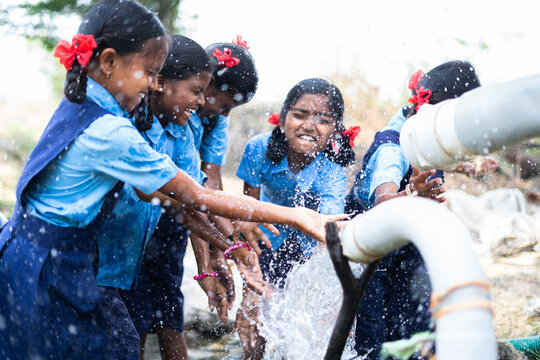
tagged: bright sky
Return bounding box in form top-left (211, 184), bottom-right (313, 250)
top-left (1, 0), bottom-right (539, 103)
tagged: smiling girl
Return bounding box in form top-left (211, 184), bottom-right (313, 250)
top-left (234, 78), bottom-right (359, 358)
top-left (0, 5), bottom-right (342, 358)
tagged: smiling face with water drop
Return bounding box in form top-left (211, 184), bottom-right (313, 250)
top-left (281, 93), bottom-right (337, 169)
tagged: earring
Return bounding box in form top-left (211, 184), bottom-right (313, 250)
top-left (157, 84), bottom-right (165, 92)
top-left (106, 72), bottom-right (111, 79)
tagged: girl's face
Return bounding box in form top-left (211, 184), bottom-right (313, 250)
top-left (281, 93), bottom-right (337, 160)
top-left (199, 84), bottom-right (239, 118)
top-left (152, 71), bottom-right (212, 126)
top-left (106, 37), bottom-right (169, 112)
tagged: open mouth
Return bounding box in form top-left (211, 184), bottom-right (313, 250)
top-left (184, 107), bottom-right (197, 118)
top-left (298, 134), bottom-right (316, 141)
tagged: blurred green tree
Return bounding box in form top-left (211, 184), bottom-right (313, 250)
top-left (1, 0), bottom-right (183, 51)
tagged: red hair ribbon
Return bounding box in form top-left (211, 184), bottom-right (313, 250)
top-left (232, 35), bottom-right (250, 50)
top-left (342, 126), bottom-right (361, 147)
top-left (408, 69), bottom-right (425, 92)
top-left (53, 34), bottom-right (97, 71)
top-left (212, 48), bottom-right (240, 68)
top-left (408, 85), bottom-right (432, 111)
top-left (267, 113), bottom-right (280, 125)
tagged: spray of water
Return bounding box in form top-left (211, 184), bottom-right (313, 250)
top-left (259, 247), bottom-right (364, 359)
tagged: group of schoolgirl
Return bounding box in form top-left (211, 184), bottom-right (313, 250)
top-left (0, 1), bottom-right (498, 360)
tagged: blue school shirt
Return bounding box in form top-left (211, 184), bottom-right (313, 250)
top-left (188, 113), bottom-right (230, 165)
top-left (236, 132), bottom-right (347, 252)
top-left (96, 116), bottom-right (207, 289)
top-left (22, 78), bottom-right (179, 228)
top-left (355, 107), bottom-right (411, 206)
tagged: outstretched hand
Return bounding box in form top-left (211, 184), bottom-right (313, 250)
top-left (293, 207), bottom-right (349, 243)
top-left (409, 167), bottom-right (446, 203)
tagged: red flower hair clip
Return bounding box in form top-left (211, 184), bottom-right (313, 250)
top-left (342, 126), bottom-right (361, 147)
top-left (267, 113), bottom-right (280, 125)
top-left (212, 48), bottom-right (240, 68)
top-left (408, 86), bottom-right (432, 111)
top-left (232, 35), bottom-right (249, 50)
top-left (54, 34), bottom-right (97, 71)
top-left (408, 69), bottom-right (425, 92)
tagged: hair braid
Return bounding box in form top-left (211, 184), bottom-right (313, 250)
top-left (64, 60), bottom-right (88, 103)
top-left (132, 92), bottom-right (154, 132)
top-left (266, 126), bottom-right (288, 164)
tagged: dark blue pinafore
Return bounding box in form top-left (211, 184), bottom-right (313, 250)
top-left (345, 128), bottom-right (443, 360)
top-left (120, 213), bottom-right (189, 334)
top-left (0, 99), bottom-right (139, 360)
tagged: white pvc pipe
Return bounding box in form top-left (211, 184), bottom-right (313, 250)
top-left (400, 73), bottom-right (540, 170)
top-left (340, 197), bottom-right (496, 360)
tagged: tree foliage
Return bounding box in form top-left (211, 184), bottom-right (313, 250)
top-left (1, 0), bottom-right (183, 51)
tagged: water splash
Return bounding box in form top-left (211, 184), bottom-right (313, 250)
top-left (260, 247), bottom-right (364, 359)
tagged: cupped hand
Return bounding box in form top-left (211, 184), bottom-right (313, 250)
top-left (196, 276), bottom-right (230, 322)
top-left (231, 247), bottom-right (266, 294)
top-left (234, 288), bottom-right (262, 351)
top-left (231, 221), bottom-right (279, 255)
top-left (210, 248), bottom-right (235, 310)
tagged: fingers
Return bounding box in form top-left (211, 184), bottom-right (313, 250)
top-left (255, 227), bottom-right (273, 249)
top-left (216, 294), bottom-right (229, 322)
top-left (414, 168), bottom-right (437, 183)
top-left (261, 223), bottom-right (280, 236)
top-left (244, 230), bottom-right (262, 255)
top-left (325, 213), bottom-right (349, 222)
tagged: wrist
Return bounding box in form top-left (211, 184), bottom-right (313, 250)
top-left (224, 243), bottom-right (251, 260)
top-left (193, 272), bottom-right (218, 281)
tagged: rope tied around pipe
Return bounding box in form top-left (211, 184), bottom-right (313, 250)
top-left (430, 280), bottom-right (493, 320)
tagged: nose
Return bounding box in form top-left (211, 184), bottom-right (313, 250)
top-left (197, 92), bottom-right (205, 107)
top-left (303, 115), bottom-right (317, 131)
top-left (149, 75), bottom-right (158, 92)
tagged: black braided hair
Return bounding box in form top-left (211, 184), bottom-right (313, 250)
top-left (266, 78), bottom-right (355, 168)
top-left (408, 60), bottom-right (481, 116)
top-left (63, 0), bottom-right (166, 105)
top-left (64, 59), bottom-right (88, 103)
top-left (130, 91), bottom-right (154, 132)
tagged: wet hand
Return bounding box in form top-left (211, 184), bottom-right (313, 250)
top-left (231, 221), bottom-right (278, 255)
top-left (234, 289), bottom-right (262, 350)
top-left (211, 249), bottom-right (235, 310)
top-left (196, 276), bottom-right (230, 322)
top-left (294, 207), bottom-right (349, 243)
top-left (409, 167), bottom-right (446, 203)
top-left (231, 247), bottom-right (266, 294)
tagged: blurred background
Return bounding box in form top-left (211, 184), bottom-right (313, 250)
top-left (0, 1), bottom-right (538, 358)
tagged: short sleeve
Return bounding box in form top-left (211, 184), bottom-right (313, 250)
top-left (368, 143), bottom-right (410, 201)
top-left (317, 166), bottom-right (347, 214)
top-left (236, 136), bottom-right (266, 188)
top-left (79, 115), bottom-right (179, 194)
top-left (200, 115), bottom-right (229, 165)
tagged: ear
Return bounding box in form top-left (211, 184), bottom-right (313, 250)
top-left (98, 48), bottom-right (118, 77)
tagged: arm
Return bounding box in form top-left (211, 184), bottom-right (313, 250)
top-left (158, 171), bottom-right (341, 243)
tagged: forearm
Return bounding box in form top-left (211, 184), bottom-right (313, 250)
top-left (373, 183), bottom-right (406, 206)
top-left (160, 172), bottom-right (301, 226)
top-left (201, 161), bottom-right (224, 191)
top-left (191, 233), bottom-right (213, 274)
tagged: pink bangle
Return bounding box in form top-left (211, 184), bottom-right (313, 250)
top-left (223, 243), bottom-right (251, 260)
top-left (193, 272), bottom-right (218, 281)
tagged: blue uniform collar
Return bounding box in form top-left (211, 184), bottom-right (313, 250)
top-left (86, 77), bottom-right (129, 118)
top-left (270, 153), bottom-right (329, 193)
top-left (145, 116), bottom-right (183, 146)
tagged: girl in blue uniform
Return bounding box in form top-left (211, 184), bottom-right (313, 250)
top-left (347, 61), bottom-right (484, 360)
top-left (235, 78), bottom-right (358, 358)
top-left (0, 3), bottom-right (342, 358)
top-left (94, 35), bottom-right (217, 360)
